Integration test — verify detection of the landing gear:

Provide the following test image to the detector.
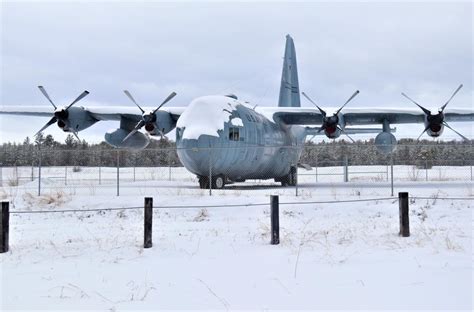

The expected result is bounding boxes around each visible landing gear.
[198,175,226,189]
[213,175,225,189]
[198,176,209,189]
[277,166,297,187]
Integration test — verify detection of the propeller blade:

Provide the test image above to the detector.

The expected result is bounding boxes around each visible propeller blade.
[122,120,145,143]
[38,86,57,109]
[440,84,463,112]
[66,90,90,110]
[336,90,359,115]
[153,92,177,114]
[416,125,430,141]
[302,92,326,117]
[71,131,80,142]
[123,90,145,114]
[338,126,356,143]
[443,121,469,141]
[401,92,431,115]
[35,116,57,137]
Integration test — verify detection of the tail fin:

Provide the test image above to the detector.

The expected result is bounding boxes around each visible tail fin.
[278,35,301,107]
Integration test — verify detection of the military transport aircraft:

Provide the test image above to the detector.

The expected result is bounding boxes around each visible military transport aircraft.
[1,35,472,189]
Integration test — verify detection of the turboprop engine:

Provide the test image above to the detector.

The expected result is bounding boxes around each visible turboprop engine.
[302,90,360,142]
[402,84,468,141]
[121,90,177,142]
[35,86,97,139]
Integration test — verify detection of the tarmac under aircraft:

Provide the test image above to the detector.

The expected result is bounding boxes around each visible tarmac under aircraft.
[1,35,473,189]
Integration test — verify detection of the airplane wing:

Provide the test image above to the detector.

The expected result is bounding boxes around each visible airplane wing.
[0,106,186,122]
[258,107,474,126]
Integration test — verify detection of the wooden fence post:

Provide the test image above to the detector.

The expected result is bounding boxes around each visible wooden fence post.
[398,192,410,237]
[144,197,153,248]
[1,202,9,253]
[270,195,280,245]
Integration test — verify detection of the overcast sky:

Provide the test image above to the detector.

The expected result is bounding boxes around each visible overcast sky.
[1,1,472,144]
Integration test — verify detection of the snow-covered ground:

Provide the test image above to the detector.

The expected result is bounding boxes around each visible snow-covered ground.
[0,166,472,310]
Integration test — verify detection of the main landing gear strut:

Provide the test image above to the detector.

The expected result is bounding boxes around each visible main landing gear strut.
[275,165,297,187]
[198,175,225,189]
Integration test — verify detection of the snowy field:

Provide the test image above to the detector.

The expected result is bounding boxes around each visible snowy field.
[0,166,472,311]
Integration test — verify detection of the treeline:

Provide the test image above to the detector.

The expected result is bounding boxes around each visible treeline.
[0,134,472,167]
[0,134,179,167]
[300,139,473,166]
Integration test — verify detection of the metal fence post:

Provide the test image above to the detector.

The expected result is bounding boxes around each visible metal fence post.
[38,149,42,196]
[425,159,428,181]
[315,165,318,183]
[343,155,349,182]
[97,150,101,185]
[116,150,120,196]
[0,202,9,253]
[168,151,172,181]
[134,152,137,182]
[390,156,394,197]
[144,197,153,248]
[270,195,280,245]
[398,192,410,237]
[295,165,299,196]
[209,148,212,196]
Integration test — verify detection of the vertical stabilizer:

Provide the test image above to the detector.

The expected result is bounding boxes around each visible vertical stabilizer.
[278,35,300,107]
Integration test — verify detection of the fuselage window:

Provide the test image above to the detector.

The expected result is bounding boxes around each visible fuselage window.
[229,127,240,141]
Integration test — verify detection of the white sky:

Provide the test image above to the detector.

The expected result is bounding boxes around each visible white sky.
[1,1,472,144]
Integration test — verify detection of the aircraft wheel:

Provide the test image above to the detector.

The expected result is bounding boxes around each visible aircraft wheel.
[198,176,209,189]
[280,166,297,187]
[213,175,225,189]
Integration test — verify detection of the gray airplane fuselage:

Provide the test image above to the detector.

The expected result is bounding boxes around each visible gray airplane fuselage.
[175,95,306,181]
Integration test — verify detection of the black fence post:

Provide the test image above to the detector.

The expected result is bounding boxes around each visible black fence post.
[398,192,410,237]
[144,197,153,248]
[270,195,280,245]
[1,202,9,253]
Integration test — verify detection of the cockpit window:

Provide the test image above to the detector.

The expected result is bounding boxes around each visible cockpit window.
[229,127,240,141]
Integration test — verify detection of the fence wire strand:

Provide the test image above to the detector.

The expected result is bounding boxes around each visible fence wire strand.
[8,196,471,214]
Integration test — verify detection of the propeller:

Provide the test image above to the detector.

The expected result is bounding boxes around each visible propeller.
[35,86,89,139]
[122,90,177,143]
[302,90,359,142]
[402,84,467,141]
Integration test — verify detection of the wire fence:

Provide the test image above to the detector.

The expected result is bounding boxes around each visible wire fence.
[0,144,472,197]
[7,196,472,215]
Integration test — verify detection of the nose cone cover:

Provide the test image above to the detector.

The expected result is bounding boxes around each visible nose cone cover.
[177,95,242,140]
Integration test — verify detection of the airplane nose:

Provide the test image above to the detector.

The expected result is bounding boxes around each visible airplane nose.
[177,136,218,176]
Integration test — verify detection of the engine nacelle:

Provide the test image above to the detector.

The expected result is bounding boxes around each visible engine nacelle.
[424,113,445,138]
[375,131,397,154]
[324,125,341,139]
[145,111,176,136]
[56,106,98,132]
[105,128,150,149]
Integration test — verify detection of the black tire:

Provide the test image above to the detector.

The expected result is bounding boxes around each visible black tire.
[198,176,209,189]
[212,175,225,189]
[280,166,297,187]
